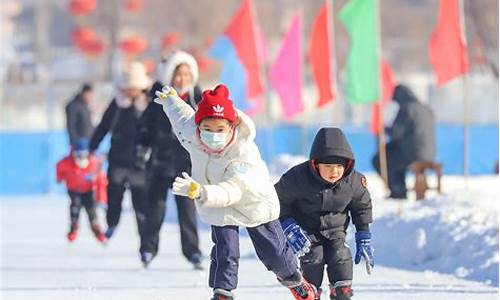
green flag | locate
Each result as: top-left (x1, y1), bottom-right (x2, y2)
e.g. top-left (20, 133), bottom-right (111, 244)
top-left (339, 0), bottom-right (380, 104)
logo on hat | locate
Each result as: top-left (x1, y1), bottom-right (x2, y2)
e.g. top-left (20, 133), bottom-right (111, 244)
top-left (212, 104), bottom-right (225, 117)
top-left (213, 105), bottom-right (224, 113)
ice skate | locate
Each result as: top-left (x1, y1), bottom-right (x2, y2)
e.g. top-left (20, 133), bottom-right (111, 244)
top-left (140, 252), bottom-right (155, 268)
top-left (211, 288), bottom-right (234, 300)
top-left (67, 222), bottom-right (78, 242)
top-left (189, 253), bottom-right (203, 270)
top-left (90, 222), bottom-right (106, 243)
top-left (104, 226), bottom-right (116, 239)
top-left (289, 279), bottom-right (317, 300)
top-left (329, 285), bottom-right (353, 300)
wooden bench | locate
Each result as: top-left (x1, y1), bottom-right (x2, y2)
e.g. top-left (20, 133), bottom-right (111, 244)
top-left (408, 161), bottom-right (443, 200)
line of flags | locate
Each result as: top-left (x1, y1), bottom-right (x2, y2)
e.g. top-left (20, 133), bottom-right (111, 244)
top-left (209, 0), bottom-right (469, 128)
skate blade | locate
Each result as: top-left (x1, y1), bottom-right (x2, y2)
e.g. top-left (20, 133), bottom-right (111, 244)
top-left (365, 260), bottom-right (373, 275)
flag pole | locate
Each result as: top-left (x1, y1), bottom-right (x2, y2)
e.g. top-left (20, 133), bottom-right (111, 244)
top-left (459, 0), bottom-right (469, 185)
top-left (328, 0), bottom-right (340, 120)
top-left (298, 6), bottom-right (309, 155)
top-left (375, 0), bottom-right (389, 195)
top-left (252, 0), bottom-right (275, 165)
top-left (463, 74), bottom-right (469, 183)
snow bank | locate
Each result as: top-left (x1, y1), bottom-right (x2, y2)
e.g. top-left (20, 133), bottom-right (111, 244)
top-left (372, 188), bottom-right (498, 286)
top-left (269, 155), bottom-right (499, 286)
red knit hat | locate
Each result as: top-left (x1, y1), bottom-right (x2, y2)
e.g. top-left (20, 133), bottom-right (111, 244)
top-left (195, 84), bottom-right (237, 125)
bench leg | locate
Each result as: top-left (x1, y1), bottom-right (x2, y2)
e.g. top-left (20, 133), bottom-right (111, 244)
top-left (414, 173), bottom-right (427, 200)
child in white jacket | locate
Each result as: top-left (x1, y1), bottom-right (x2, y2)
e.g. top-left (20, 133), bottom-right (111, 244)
top-left (154, 84), bottom-right (317, 300)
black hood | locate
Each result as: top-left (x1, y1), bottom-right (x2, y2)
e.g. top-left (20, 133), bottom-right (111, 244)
top-left (310, 127), bottom-right (354, 162)
top-left (393, 84), bottom-right (418, 105)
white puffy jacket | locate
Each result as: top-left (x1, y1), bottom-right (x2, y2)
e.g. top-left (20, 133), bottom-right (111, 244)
top-left (158, 93), bottom-right (280, 227)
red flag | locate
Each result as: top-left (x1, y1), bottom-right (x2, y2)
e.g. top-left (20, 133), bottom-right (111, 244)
top-left (308, 0), bottom-right (335, 107)
top-left (370, 59), bottom-right (396, 134)
top-left (429, 0), bottom-right (468, 85)
top-left (224, 0), bottom-right (264, 98)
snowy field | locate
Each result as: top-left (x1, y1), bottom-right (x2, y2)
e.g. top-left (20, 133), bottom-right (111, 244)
top-left (1, 159), bottom-right (499, 299)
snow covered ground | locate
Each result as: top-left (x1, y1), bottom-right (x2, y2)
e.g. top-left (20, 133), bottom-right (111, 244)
top-left (1, 156), bottom-right (499, 299)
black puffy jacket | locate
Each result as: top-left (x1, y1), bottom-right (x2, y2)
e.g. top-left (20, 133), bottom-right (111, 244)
top-left (136, 81), bottom-right (202, 178)
top-left (275, 128), bottom-right (372, 240)
top-left (90, 95), bottom-right (148, 167)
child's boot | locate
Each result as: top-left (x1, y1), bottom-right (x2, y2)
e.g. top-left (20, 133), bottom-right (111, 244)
top-left (104, 226), bottom-right (116, 239)
top-left (189, 253), bottom-right (203, 270)
top-left (279, 272), bottom-right (317, 300)
top-left (67, 222), bottom-right (79, 242)
top-left (211, 288), bottom-right (234, 300)
top-left (329, 284), bottom-right (353, 300)
top-left (140, 252), bottom-right (155, 268)
top-left (91, 222), bottom-right (106, 243)
top-left (289, 279), bottom-right (317, 300)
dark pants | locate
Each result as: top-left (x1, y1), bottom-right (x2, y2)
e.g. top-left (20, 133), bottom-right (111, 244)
top-left (140, 175), bottom-right (201, 260)
top-left (300, 235), bottom-right (353, 290)
top-left (209, 220), bottom-right (298, 291)
top-left (106, 165), bottom-right (147, 238)
top-left (372, 150), bottom-right (408, 199)
top-left (68, 190), bottom-right (97, 224)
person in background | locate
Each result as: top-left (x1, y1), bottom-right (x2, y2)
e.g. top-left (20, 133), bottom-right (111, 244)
top-left (90, 62), bottom-right (151, 244)
top-left (275, 127), bottom-right (374, 300)
top-left (66, 83), bottom-right (95, 146)
top-left (372, 84), bottom-right (436, 199)
top-left (136, 51), bottom-right (203, 269)
top-left (56, 138), bottom-right (107, 243)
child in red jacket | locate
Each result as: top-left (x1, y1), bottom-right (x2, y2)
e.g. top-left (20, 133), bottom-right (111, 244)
top-left (56, 138), bottom-right (107, 243)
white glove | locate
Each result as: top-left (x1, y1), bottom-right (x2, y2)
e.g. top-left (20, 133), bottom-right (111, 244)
top-left (154, 85), bottom-right (178, 106)
top-left (172, 172), bottom-right (202, 200)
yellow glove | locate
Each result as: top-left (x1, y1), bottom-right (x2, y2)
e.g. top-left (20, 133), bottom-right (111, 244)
top-left (154, 85), bottom-right (178, 105)
top-left (172, 172), bottom-right (201, 200)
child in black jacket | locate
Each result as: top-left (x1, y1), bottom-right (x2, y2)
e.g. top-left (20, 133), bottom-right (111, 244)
top-left (275, 127), bottom-right (374, 300)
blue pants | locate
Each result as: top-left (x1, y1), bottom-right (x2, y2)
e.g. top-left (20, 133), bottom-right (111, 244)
top-left (209, 219), bottom-right (299, 291)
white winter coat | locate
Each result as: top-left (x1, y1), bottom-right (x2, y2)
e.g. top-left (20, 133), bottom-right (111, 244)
top-left (159, 93), bottom-right (280, 227)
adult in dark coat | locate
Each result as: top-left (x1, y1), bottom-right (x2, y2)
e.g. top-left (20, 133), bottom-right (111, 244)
top-left (136, 50), bottom-right (203, 268)
top-left (90, 62), bottom-right (152, 243)
top-left (65, 84), bottom-right (94, 145)
top-left (275, 128), bottom-right (373, 299)
top-left (372, 84), bottom-right (436, 199)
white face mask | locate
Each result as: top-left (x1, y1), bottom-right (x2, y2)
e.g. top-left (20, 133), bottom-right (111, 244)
top-left (75, 157), bottom-right (89, 169)
top-left (200, 130), bottom-right (230, 150)
top-left (73, 150), bottom-right (90, 169)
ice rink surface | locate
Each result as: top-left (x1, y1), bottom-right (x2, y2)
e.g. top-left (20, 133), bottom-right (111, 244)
top-left (1, 193), bottom-right (498, 300)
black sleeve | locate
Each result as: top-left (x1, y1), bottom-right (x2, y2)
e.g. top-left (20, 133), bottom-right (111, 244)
top-left (193, 85), bottom-right (203, 105)
top-left (149, 81), bottom-right (163, 99)
top-left (136, 101), bottom-right (157, 148)
top-left (388, 107), bottom-right (411, 142)
top-left (349, 171), bottom-right (373, 228)
top-left (65, 101), bottom-right (78, 145)
top-left (90, 100), bottom-right (117, 152)
top-left (274, 170), bottom-right (298, 220)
